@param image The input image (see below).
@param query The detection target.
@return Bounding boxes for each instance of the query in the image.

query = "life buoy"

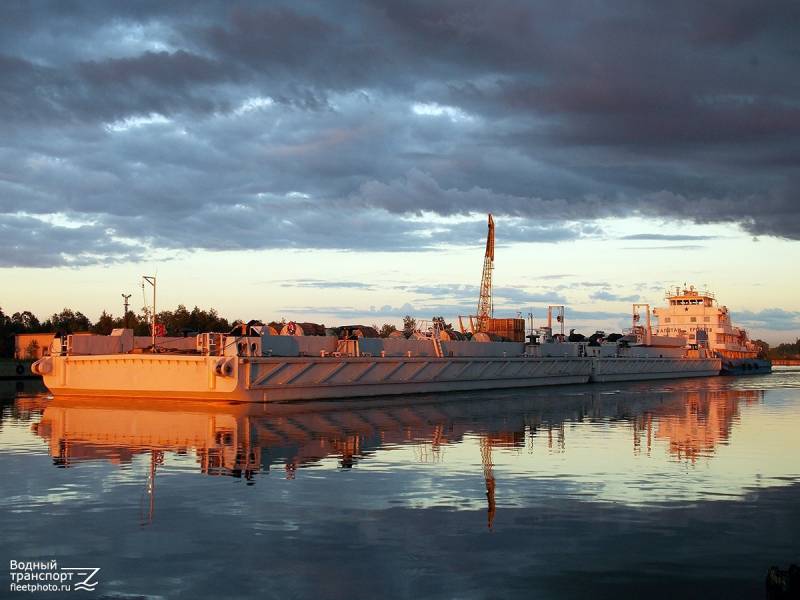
[287,321,297,335]
[15,364,24,375]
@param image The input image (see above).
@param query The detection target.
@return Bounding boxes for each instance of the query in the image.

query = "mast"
[143,275,157,348]
[121,293,131,329]
[632,303,652,345]
[476,214,495,333]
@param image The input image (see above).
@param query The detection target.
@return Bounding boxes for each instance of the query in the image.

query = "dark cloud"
[1,0,799,267]
[78,50,232,87]
[0,214,144,268]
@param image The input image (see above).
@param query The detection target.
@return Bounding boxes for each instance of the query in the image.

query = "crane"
[476,214,495,333]
[480,435,496,529]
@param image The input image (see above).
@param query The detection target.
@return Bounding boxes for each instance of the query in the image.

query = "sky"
[1,1,799,343]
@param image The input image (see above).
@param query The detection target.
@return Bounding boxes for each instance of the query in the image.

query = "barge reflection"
[25,382,762,524]
[33,387,761,473]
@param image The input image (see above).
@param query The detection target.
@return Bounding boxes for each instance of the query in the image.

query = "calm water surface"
[1,371,799,599]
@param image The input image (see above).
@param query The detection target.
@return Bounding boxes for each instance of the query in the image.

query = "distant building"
[14,334,55,360]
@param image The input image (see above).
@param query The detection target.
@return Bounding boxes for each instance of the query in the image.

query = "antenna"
[121,293,132,329]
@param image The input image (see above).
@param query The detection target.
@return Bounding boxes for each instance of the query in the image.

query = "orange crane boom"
[476,214,494,332]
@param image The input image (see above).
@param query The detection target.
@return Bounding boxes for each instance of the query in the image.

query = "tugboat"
[652,286,772,375]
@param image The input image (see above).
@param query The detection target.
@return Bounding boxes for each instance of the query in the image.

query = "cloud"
[282,303,448,321]
[1,1,800,267]
[281,281,571,322]
[549,309,628,322]
[280,279,376,290]
[398,282,568,308]
[620,234,715,241]
[590,290,641,303]
[0,214,145,268]
[622,245,707,251]
[733,308,800,331]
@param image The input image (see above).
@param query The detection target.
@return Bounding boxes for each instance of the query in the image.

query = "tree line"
[0,305,232,358]
[766,338,800,359]
[0,305,409,358]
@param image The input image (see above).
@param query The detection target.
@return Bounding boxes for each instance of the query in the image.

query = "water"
[1,371,799,599]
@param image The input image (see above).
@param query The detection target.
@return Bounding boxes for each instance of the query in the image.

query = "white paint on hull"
[251,375,592,402]
[36,353,722,402]
[39,354,593,401]
[590,370,720,382]
[589,357,721,383]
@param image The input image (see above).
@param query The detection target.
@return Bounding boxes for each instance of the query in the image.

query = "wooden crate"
[487,318,526,342]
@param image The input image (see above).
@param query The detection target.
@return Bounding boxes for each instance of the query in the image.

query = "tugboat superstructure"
[652,286,771,375]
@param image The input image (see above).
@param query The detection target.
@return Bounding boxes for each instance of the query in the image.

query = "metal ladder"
[431,336,443,358]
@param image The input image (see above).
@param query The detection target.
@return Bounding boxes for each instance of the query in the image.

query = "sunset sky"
[1,1,799,343]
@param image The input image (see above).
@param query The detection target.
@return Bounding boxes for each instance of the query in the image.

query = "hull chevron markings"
[470,361,495,380]
[444,361,474,381]
[283,362,317,385]
[352,362,380,382]
[250,362,288,387]
[425,362,451,381]
[318,361,350,384]
[406,361,432,382]
[380,361,408,382]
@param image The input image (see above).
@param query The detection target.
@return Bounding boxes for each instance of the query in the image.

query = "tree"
[47,308,92,334]
[170,304,192,333]
[379,323,397,338]
[92,311,116,335]
[0,307,9,357]
[768,338,800,359]
[11,311,41,331]
[402,315,416,334]
[24,340,40,359]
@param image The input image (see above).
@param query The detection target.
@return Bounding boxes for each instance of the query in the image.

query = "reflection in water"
[28,381,763,525]
[652,389,759,461]
[2,373,800,599]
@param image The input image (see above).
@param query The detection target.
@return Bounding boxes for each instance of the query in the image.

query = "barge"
[32,325,720,402]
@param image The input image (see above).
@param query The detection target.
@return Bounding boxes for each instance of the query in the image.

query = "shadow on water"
[1,372,799,599]
[0,377,46,400]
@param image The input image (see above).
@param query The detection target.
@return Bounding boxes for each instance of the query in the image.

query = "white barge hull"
[36,354,592,402]
[590,357,720,382]
[35,353,722,402]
